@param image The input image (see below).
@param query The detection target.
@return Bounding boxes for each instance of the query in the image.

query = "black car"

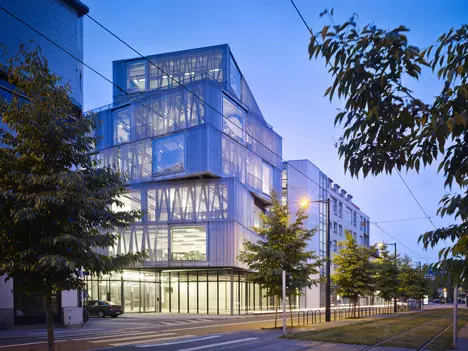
[84,300,123,318]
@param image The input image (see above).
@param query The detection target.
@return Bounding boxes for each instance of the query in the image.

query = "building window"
[229,55,241,98]
[153,134,185,175]
[127,62,146,91]
[253,205,263,228]
[353,212,357,226]
[113,108,131,145]
[333,222,337,234]
[338,224,343,236]
[262,162,273,195]
[333,240,337,252]
[112,191,141,218]
[223,97,245,144]
[338,202,343,218]
[331,197,337,215]
[170,226,207,261]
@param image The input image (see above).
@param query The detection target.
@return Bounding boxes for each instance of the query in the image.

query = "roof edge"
[62,0,89,17]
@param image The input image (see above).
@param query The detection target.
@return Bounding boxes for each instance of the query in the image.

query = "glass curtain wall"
[85,269,275,315]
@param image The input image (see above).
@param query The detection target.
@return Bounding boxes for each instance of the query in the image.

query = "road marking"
[110,335,196,347]
[71,330,169,341]
[155,318,275,334]
[176,337,258,351]
[90,332,176,343]
[138,335,221,347]
[0,340,67,348]
[27,328,104,335]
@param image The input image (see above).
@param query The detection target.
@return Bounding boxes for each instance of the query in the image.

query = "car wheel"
[98,310,105,318]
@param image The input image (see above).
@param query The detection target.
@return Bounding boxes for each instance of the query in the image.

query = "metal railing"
[296,304,417,326]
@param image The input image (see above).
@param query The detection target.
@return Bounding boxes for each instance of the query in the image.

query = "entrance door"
[142,282,160,312]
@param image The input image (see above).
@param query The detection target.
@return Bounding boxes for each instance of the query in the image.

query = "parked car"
[84,300,123,318]
[432,298,441,303]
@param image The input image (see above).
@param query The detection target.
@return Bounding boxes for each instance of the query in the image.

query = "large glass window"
[229,55,241,98]
[113,108,131,145]
[153,134,185,175]
[223,97,245,144]
[127,62,146,91]
[171,226,206,261]
[262,162,273,195]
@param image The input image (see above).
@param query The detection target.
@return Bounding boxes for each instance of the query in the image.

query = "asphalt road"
[0,315,307,351]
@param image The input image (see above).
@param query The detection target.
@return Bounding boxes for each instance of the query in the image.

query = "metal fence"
[296,304,419,326]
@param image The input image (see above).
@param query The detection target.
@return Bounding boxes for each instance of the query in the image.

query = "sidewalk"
[457,324,468,350]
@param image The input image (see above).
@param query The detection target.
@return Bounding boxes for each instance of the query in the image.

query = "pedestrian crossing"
[78,330,259,349]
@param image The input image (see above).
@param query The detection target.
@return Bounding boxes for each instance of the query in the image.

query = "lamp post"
[301,198,331,322]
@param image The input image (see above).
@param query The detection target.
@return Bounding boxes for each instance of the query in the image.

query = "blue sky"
[82,0,468,263]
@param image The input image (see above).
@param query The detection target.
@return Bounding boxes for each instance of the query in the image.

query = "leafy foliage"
[0,46,145,348]
[397,256,428,300]
[332,231,375,314]
[308,13,467,283]
[374,244,399,302]
[238,193,322,325]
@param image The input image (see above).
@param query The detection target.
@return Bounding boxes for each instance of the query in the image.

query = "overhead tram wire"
[374,216,436,224]
[0,5,175,130]
[84,14,329,191]
[396,170,437,230]
[1,5,429,259]
[86,13,435,262]
[288,0,439,233]
[371,221,431,263]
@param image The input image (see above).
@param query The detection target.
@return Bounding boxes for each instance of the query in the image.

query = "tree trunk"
[288,295,293,327]
[44,293,55,351]
[274,295,279,328]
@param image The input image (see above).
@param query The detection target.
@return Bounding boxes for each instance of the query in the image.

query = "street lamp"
[302,197,331,322]
[379,242,398,313]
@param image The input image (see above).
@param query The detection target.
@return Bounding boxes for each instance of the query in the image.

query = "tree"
[238,193,322,327]
[307,12,467,283]
[0,46,145,351]
[374,244,399,309]
[332,231,375,317]
[397,256,428,307]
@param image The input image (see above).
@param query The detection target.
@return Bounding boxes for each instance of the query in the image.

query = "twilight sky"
[82,0,468,264]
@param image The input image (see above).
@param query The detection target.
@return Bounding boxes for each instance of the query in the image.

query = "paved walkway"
[457,324,468,350]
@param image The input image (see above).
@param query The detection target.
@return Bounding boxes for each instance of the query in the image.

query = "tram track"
[360,310,466,351]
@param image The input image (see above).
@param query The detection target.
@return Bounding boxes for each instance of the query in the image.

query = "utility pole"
[325,199,331,322]
[454,285,458,349]
[282,270,287,336]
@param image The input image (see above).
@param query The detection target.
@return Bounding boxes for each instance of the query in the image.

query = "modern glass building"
[86,45,283,314]
[282,160,371,309]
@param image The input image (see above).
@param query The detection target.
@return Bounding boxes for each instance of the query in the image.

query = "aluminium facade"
[282,160,371,309]
[87,44,284,314]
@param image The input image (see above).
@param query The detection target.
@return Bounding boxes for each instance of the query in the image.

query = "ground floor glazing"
[85,268,298,315]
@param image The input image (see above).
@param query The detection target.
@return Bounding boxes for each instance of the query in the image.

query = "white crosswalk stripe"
[109,335,197,347]
[176,337,259,351]
[71,330,167,342]
[138,335,221,348]
[89,332,176,344]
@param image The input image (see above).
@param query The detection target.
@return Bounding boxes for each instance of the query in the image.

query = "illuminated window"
[223,97,245,144]
[113,108,131,144]
[262,162,273,195]
[171,226,206,261]
[153,134,185,175]
[127,62,146,91]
